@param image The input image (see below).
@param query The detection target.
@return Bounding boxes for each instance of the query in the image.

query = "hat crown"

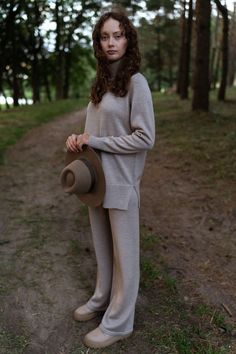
[66,171,75,187]
[60,159,94,194]
[60,146,105,207]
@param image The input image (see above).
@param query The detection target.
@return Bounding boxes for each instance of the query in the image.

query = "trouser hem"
[99,323,133,337]
[86,302,107,312]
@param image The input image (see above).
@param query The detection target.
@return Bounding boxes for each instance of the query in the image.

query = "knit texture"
[85,72,155,209]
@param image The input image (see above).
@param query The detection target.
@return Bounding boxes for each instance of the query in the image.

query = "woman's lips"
[107,50,117,54]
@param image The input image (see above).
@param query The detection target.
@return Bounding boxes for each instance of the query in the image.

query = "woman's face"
[100,18,128,61]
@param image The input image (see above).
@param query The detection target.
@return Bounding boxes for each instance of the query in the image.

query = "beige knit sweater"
[85,68,155,210]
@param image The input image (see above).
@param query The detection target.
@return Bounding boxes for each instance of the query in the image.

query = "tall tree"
[177,0,193,99]
[54,0,101,100]
[214,0,229,101]
[55,0,64,100]
[192,0,211,111]
[144,0,178,91]
[0,0,107,106]
[23,0,47,103]
[210,10,220,89]
[177,0,187,94]
[228,3,236,86]
[0,1,22,106]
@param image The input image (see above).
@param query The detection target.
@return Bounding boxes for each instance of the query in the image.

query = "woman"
[66,11,155,349]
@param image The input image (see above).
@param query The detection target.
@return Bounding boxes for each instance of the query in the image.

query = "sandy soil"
[0,109,235,353]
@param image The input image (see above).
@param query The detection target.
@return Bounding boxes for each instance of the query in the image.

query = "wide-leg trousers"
[86,189,140,336]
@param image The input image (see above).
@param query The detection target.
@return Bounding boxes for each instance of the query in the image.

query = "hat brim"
[64,146,105,207]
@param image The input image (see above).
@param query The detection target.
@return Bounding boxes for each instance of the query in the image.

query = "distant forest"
[0,0,236,111]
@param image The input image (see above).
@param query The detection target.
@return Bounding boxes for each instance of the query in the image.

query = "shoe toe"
[73,304,97,321]
[83,327,131,348]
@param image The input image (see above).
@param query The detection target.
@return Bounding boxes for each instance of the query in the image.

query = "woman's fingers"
[66,133,89,152]
[77,140,83,152]
[66,134,79,152]
[76,133,89,151]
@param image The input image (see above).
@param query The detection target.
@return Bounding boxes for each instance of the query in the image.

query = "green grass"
[140,258,160,289]
[0,97,88,164]
[0,328,29,354]
[138,225,233,354]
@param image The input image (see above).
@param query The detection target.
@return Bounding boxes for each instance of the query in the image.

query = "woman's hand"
[66,133,90,152]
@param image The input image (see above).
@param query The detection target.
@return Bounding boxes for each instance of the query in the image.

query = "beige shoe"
[83,327,132,349]
[73,304,99,322]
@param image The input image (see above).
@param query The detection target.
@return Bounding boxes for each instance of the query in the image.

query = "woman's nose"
[108,37,114,46]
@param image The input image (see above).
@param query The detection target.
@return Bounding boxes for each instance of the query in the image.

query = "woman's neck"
[108,57,125,78]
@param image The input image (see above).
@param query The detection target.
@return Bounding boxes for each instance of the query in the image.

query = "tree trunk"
[32,55,41,103]
[63,51,71,99]
[180,0,193,99]
[0,2,20,99]
[227,3,236,86]
[156,27,162,91]
[55,0,64,100]
[42,56,52,102]
[177,0,186,95]
[214,0,229,101]
[12,17,20,106]
[210,10,220,88]
[32,2,42,103]
[168,52,174,87]
[213,46,221,89]
[23,0,43,103]
[192,0,211,111]
[63,33,73,99]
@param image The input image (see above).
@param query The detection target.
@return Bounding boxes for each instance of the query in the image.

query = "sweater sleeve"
[87,74,156,154]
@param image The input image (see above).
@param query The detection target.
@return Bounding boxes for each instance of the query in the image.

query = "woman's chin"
[106,55,121,61]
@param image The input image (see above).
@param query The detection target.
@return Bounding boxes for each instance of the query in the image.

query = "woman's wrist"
[83,132,90,144]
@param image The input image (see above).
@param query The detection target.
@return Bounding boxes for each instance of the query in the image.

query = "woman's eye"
[101,36,108,41]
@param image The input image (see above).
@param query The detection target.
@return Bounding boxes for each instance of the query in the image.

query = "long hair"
[90,12,141,105]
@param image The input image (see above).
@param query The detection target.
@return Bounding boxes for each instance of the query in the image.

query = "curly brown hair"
[90,11,141,105]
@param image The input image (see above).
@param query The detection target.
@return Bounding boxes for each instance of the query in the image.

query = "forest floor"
[0,99,236,354]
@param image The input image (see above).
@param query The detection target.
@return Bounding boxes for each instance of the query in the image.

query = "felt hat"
[60,145,105,207]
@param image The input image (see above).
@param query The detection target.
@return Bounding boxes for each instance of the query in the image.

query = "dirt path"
[0,110,96,353]
[0,109,235,353]
[142,147,236,317]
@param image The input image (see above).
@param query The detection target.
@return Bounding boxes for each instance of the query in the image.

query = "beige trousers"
[86,189,140,336]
